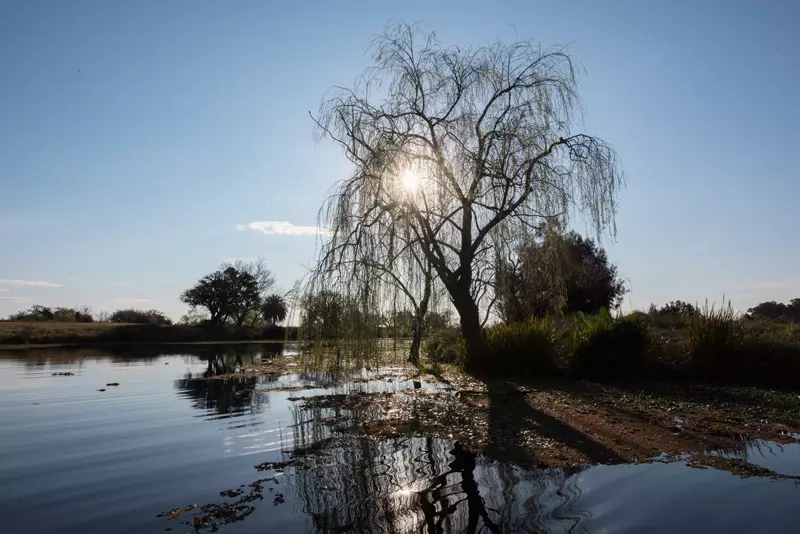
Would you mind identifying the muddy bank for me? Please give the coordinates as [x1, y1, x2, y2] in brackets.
[286, 366, 800, 472]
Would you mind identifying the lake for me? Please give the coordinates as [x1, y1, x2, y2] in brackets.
[1, 345, 799, 533]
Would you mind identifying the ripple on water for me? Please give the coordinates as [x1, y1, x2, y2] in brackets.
[1, 346, 800, 534]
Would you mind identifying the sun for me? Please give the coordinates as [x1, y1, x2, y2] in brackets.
[400, 168, 420, 193]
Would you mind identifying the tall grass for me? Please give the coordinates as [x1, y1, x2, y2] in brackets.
[570, 309, 651, 380]
[482, 318, 558, 375]
[685, 301, 746, 381]
[687, 302, 800, 385]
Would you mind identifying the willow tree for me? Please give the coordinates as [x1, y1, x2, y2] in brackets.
[313, 23, 623, 368]
[309, 197, 441, 365]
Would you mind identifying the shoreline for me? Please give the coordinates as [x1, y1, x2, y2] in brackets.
[0, 339, 289, 351]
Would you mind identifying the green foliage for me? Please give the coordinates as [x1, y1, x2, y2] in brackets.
[570, 309, 651, 380]
[424, 327, 465, 365]
[496, 228, 627, 322]
[482, 318, 558, 375]
[109, 308, 172, 325]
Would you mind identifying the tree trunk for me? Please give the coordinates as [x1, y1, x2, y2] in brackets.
[408, 270, 432, 366]
[451, 288, 488, 373]
[409, 323, 421, 366]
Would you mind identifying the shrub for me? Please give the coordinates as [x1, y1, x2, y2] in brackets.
[570, 309, 651, 381]
[109, 309, 172, 325]
[425, 327, 465, 365]
[482, 318, 558, 375]
[7, 305, 93, 322]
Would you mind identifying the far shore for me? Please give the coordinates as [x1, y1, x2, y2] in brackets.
[0, 321, 293, 349]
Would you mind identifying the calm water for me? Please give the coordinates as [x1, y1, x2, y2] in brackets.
[1, 346, 799, 534]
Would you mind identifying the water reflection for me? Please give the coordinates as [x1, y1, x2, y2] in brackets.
[3, 347, 800, 534]
[285, 382, 589, 534]
[711, 436, 800, 477]
[173, 345, 283, 417]
[285, 435, 589, 533]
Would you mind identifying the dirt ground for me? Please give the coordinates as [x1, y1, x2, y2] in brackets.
[288, 363, 800, 478]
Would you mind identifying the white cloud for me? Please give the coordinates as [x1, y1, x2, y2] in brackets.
[0, 288, 7, 293]
[0, 296, 31, 302]
[0, 279, 62, 288]
[236, 221, 329, 236]
[113, 298, 154, 305]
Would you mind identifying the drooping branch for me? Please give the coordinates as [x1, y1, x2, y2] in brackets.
[309, 22, 623, 364]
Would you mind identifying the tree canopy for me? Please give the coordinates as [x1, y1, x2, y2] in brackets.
[312, 22, 623, 365]
[180, 259, 276, 326]
[496, 227, 626, 321]
[747, 298, 800, 321]
[109, 308, 172, 325]
[261, 294, 289, 325]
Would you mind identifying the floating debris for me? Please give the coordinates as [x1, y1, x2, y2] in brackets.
[158, 477, 281, 531]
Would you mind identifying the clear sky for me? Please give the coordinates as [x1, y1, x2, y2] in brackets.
[1, 0, 798, 319]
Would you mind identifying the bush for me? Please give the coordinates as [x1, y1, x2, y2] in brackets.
[425, 327, 465, 365]
[570, 309, 651, 381]
[482, 318, 558, 375]
[109, 309, 172, 325]
[7, 305, 94, 323]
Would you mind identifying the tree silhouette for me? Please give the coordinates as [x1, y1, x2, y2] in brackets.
[312, 22, 623, 368]
[747, 298, 800, 321]
[180, 264, 265, 326]
[261, 294, 288, 325]
[497, 226, 627, 321]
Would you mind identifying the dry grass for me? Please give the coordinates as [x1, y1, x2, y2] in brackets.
[0, 321, 289, 347]
[0, 321, 128, 345]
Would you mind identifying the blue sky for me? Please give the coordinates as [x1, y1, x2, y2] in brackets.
[1, 0, 798, 319]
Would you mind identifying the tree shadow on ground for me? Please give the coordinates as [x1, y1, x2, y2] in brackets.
[483, 378, 626, 467]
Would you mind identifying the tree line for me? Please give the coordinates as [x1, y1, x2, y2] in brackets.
[5, 305, 173, 325]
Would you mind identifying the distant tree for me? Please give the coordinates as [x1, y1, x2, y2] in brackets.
[658, 301, 698, 316]
[747, 298, 800, 321]
[180, 262, 271, 326]
[179, 309, 209, 326]
[496, 227, 626, 322]
[301, 291, 346, 340]
[224, 258, 276, 297]
[7, 305, 93, 322]
[261, 294, 288, 325]
[109, 308, 172, 325]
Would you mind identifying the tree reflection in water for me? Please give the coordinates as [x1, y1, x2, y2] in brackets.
[174, 344, 282, 417]
[288, 400, 591, 533]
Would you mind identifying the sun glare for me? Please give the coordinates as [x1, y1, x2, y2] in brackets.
[400, 169, 420, 193]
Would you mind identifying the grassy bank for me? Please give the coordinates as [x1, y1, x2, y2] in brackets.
[429, 308, 800, 389]
[0, 321, 295, 348]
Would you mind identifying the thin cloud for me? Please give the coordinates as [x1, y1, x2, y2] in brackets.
[0, 279, 62, 288]
[0, 288, 7, 293]
[236, 221, 330, 236]
[753, 277, 800, 292]
[0, 296, 31, 302]
[113, 298, 154, 305]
